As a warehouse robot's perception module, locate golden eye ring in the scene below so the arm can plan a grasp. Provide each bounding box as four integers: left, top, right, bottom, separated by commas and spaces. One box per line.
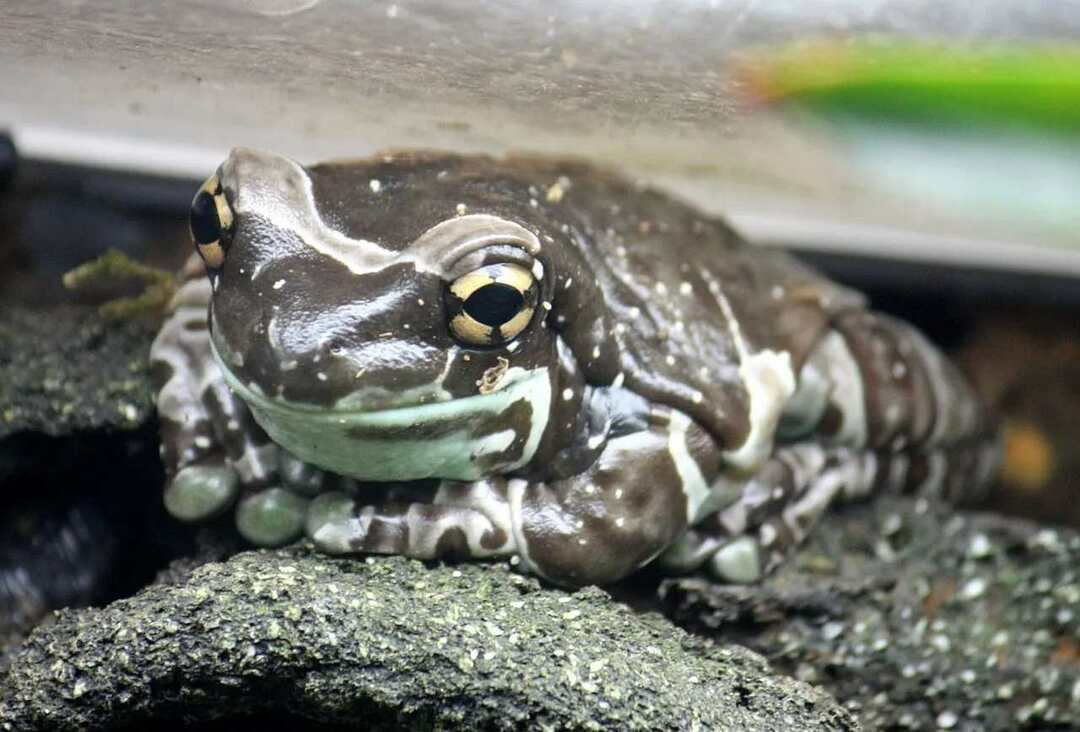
446, 262, 539, 346
189, 174, 234, 269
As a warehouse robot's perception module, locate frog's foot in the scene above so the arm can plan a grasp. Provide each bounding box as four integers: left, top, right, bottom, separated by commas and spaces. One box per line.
658, 439, 999, 584
306, 479, 517, 559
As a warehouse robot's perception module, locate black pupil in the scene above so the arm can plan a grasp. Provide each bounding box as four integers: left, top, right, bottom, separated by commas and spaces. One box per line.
463, 283, 525, 326
190, 191, 222, 245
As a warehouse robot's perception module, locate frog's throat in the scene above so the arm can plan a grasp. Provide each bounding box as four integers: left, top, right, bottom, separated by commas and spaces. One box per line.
211, 346, 552, 482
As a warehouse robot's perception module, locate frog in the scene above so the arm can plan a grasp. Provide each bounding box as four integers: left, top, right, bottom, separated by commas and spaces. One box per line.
150, 148, 999, 588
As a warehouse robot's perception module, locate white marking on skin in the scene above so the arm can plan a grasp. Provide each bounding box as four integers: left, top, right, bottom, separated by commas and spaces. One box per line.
816, 331, 868, 447
541, 301, 552, 311
417, 298, 425, 306
612, 372, 625, 389
614, 323, 626, 335
369, 179, 382, 193
679, 282, 693, 295
591, 345, 601, 359
316, 372, 327, 381
628, 306, 640, 318
532, 260, 544, 281
584, 483, 597, 495
668, 411, 711, 523
506, 341, 521, 353
615, 517, 626, 528
562, 388, 574, 401
706, 277, 796, 472
892, 361, 907, 379
587, 433, 605, 450
564, 278, 573, 289
665, 354, 676, 366
194, 435, 211, 449
771, 285, 785, 300
456, 203, 467, 215
655, 282, 668, 295
691, 390, 703, 404
272, 279, 285, 290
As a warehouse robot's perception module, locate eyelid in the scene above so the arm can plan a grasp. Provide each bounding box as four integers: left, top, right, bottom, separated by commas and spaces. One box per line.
444, 244, 538, 282
409, 214, 541, 278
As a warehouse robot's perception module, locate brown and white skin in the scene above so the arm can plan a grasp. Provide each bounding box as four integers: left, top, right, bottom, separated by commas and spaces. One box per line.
150, 148, 999, 588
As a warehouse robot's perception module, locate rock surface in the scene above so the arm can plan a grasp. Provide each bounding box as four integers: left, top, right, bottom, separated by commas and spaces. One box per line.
662, 496, 1080, 731
0, 548, 854, 731
0, 306, 155, 439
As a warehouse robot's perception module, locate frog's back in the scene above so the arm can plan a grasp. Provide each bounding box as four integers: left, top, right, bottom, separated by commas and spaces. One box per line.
308, 151, 866, 449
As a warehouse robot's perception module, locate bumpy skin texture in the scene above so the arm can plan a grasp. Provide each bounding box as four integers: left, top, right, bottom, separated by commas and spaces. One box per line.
150, 149, 998, 587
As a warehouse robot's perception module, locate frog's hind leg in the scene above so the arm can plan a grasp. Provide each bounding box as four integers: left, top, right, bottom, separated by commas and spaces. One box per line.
660, 310, 1000, 584
657, 443, 875, 582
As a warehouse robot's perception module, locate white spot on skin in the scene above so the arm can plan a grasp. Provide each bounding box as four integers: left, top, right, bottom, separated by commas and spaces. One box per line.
614, 323, 626, 335
771, 285, 785, 300
417, 298, 425, 306
273, 279, 285, 290
456, 203, 467, 216
679, 281, 693, 295
369, 179, 382, 193
506, 341, 521, 353
541, 301, 552, 311
591, 345, 601, 359
655, 282, 668, 296
386, 4, 398, 18
892, 361, 907, 379
317, 372, 328, 381
691, 390, 704, 404
614, 488, 623, 500
615, 517, 626, 528
612, 372, 625, 389
665, 354, 676, 366
584, 483, 597, 495
562, 387, 574, 401
194, 436, 211, 449
587, 434, 605, 449
628, 306, 640, 318
532, 260, 544, 280
564, 278, 573, 289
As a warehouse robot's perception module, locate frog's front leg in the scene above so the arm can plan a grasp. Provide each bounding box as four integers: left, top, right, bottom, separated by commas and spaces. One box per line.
152, 256, 311, 544
308, 406, 717, 587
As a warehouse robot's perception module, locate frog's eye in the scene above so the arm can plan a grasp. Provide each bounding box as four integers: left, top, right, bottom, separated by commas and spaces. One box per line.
189, 174, 234, 269
446, 262, 539, 346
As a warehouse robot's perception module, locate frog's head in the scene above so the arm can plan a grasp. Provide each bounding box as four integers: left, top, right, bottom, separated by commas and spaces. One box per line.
188, 148, 602, 481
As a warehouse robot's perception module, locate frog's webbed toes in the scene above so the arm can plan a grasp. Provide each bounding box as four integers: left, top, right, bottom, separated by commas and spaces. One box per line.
164, 462, 240, 522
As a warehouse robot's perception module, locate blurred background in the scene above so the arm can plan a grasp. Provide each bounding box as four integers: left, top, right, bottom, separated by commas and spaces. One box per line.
1, 0, 1078, 521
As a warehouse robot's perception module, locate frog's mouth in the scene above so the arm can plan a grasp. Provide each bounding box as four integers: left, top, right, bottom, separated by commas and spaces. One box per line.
211, 344, 551, 482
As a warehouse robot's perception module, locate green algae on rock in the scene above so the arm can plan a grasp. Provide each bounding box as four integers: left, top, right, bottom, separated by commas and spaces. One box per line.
0, 547, 855, 731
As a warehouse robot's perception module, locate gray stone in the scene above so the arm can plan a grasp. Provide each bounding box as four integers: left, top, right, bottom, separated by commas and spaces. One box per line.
0, 548, 855, 731
661, 497, 1080, 731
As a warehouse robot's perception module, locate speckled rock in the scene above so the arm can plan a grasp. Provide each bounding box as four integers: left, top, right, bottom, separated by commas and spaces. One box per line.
661, 496, 1080, 731
0, 548, 855, 731
0, 306, 154, 439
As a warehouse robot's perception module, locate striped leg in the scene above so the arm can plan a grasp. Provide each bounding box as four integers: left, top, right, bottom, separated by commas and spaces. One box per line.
661, 309, 999, 584
307, 407, 719, 587
152, 255, 322, 546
